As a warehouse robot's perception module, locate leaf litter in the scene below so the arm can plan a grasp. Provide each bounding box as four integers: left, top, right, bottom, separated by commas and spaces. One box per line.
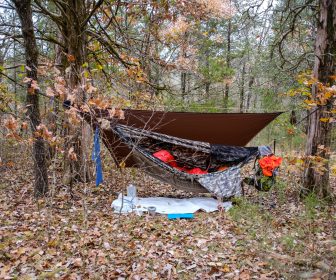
0, 155, 335, 279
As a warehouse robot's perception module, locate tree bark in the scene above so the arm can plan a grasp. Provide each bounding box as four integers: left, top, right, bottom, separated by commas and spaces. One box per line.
239, 62, 246, 113
223, 18, 231, 112
181, 72, 187, 99
303, 0, 336, 198
58, 0, 92, 184
34, 0, 105, 185
246, 74, 254, 112
0, 53, 3, 83
47, 33, 65, 161
205, 48, 210, 98
13, 0, 48, 197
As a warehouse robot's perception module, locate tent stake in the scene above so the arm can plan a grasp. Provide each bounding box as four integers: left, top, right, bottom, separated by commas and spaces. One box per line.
273, 139, 276, 154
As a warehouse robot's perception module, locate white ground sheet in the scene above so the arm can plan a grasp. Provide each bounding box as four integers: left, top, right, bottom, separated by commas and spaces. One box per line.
111, 194, 233, 214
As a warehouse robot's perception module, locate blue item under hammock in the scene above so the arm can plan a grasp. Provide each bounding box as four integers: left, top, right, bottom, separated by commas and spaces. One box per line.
92, 127, 103, 186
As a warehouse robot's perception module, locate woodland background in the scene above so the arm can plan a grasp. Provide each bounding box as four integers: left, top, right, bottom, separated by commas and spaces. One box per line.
0, 0, 335, 279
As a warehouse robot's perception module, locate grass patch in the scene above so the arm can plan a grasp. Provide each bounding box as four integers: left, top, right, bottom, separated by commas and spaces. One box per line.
229, 197, 272, 225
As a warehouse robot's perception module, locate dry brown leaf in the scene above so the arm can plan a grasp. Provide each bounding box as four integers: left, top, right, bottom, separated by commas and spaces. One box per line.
239, 270, 251, 280
73, 257, 83, 267
67, 54, 76, 62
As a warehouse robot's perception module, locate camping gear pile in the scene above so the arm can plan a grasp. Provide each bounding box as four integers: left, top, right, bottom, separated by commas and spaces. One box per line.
85, 109, 283, 198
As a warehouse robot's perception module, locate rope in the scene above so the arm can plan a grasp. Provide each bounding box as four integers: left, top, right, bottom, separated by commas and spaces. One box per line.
295, 107, 321, 126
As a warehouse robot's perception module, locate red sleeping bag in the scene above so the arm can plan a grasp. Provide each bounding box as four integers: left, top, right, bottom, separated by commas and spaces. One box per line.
153, 150, 208, 174
153, 150, 177, 167
187, 167, 208, 175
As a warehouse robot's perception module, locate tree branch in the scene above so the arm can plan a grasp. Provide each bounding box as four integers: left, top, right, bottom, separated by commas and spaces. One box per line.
33, 0, 63, 23
81, 0, 104, 28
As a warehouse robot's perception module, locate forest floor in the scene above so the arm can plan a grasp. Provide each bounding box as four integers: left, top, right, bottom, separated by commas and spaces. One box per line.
0, 152, 336, 280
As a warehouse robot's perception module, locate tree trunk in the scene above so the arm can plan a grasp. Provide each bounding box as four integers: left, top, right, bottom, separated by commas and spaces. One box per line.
47, 33, 65, 161
246, 74, 254, 112
239, 62, 246, 113
148, 41, 160, 97
205, 81, 210, 98
303, 0, 336, 198
223, 17, 231, 112
180, 35, 188, 101
205, 49, 210, 99
13, 39, 18, 114
60, 0, 92, 184
181, 72, 187, 99
13, 0, 48, 197
0, 53, 3, 83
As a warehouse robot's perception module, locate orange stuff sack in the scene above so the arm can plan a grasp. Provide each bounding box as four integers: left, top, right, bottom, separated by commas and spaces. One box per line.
258, 155, 283, 176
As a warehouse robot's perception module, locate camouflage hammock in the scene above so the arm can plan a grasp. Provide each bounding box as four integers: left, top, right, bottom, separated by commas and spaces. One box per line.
111, 124, 272, 198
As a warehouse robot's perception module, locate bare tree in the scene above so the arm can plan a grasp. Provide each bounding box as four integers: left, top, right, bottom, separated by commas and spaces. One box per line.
223, 17, 231, 111
12, 0, 48, 197
33, 0, 104, 184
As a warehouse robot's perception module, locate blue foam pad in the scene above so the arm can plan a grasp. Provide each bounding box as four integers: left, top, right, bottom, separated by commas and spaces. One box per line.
167, 213, 194, 220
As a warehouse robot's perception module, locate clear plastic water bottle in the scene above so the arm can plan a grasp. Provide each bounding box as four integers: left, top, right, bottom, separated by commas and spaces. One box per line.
127, 184, 137, 199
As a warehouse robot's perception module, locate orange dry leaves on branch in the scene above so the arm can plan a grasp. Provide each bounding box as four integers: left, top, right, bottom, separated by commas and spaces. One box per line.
4, 116, 22, 141
4, 115, 18, 131
292, 73, 336, 113
34, 124, 56, 144
21, 122, 28, 130
66, 107, 82, 126
176, 0, 235, 20
107, 108, 125, 119
54, 76, 67, 100
67, 54, 76, 63
88, 98, 111, 110
85, 83, 97, 95
68, 147, 78, 161
23, 77, 40, 95
126, 64, 147, 83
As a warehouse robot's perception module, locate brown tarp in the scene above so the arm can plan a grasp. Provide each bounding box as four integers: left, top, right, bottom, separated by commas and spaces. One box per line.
92, 109, 282, 167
